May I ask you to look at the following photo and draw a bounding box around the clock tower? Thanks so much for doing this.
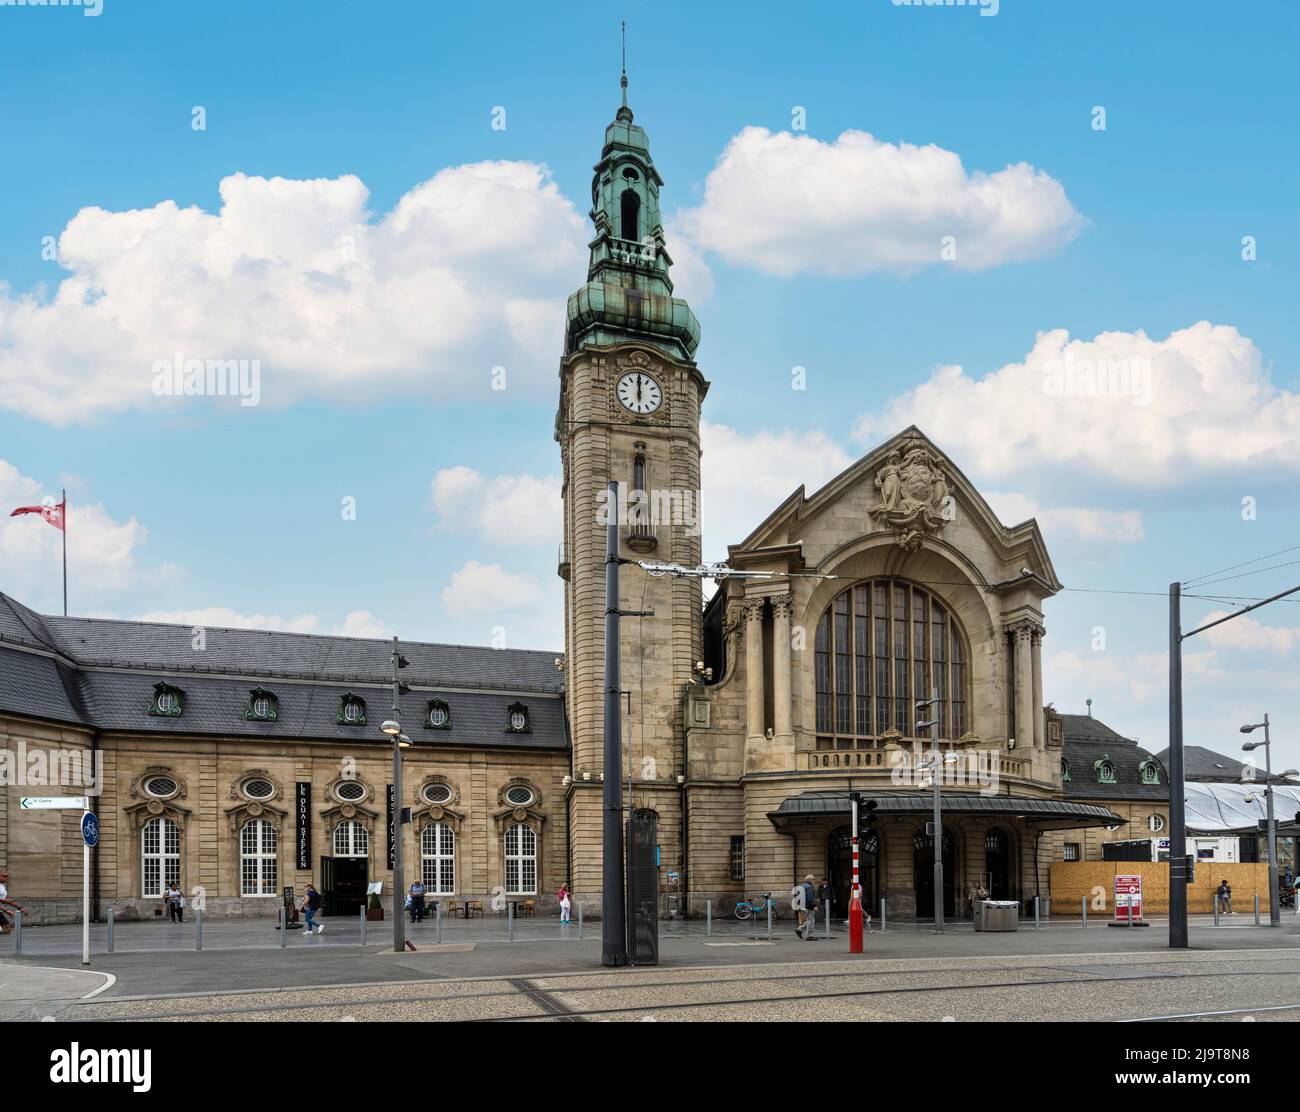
[555,68,707,906]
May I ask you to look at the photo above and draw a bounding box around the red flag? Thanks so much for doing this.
[9,499,65,532]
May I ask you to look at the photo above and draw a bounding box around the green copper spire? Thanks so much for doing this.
[564,34,700,362]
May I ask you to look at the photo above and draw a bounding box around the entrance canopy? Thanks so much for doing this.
[767,791,1124,832]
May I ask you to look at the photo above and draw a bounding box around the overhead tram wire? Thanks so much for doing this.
[1182,542,1300,589]
[1185,557,1300,590]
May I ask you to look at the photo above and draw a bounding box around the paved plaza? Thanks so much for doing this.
[3,912,1298,1022]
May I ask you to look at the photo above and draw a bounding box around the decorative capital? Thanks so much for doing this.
[770,592,794,620]
[741,597,766,623]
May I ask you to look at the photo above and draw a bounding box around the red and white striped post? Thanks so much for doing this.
[849,793,863,953]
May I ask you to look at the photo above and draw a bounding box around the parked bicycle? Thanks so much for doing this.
[734,892,777,920]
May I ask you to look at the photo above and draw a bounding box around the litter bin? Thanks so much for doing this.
[974,899,1019,932]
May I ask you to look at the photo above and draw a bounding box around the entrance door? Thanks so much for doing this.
[827,826,879,917]
[985,829,1012,900]
[913,830,955,919]
[322,855,368,916]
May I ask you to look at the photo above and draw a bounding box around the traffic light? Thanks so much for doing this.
[864,799,878,826]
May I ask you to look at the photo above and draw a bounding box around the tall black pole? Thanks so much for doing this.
[602,480,628,966]
[1168,581,1188,948]
[62,487,67,617]
[391,637,405,954]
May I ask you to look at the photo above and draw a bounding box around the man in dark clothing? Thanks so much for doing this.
[303,884,324,935]
[816,878,834,925]
[1216,880,1233,915]
[799,875,818,940]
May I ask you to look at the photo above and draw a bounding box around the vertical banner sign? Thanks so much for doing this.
[296,782,311,871]
[387,784,395,870]
[1115,874,1143,923]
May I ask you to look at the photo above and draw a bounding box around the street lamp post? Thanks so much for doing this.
[916,691,954,934]
[1242,715,1281,927]
[382,637,411,953]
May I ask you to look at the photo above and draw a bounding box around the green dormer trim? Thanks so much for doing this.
[1138,758,1161,785]
[1095,755,1117,784]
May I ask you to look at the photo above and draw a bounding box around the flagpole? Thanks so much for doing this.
[62,487,67,617]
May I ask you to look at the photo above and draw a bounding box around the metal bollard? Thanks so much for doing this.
[195,909,203,951]
[280,907,287,949]
[880,898,886,934]
[1081,897,1087,927]
[578,901,584,940]
[825,901,831,937]
[508,901,514,942]
[13,909,21,954]
[436,900,442,945]
[1255,893,1261,926]
[766,899,772,941]
[1034,896,1040,930]
[1213,896,1219,926]
[706,900,712,937]
[359,905,367,947]
[107,908,114,954]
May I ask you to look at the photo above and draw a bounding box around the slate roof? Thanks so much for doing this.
[1153,745,1285,784]
[1059,713,1168,802]
[0,591,566,750]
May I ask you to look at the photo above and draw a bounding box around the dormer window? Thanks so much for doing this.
[1095,756,1116,784]
[1061,759,1071,783]
[246,687,278,722]
[149,682,184,718]
[1139,760,1161,785]
[338,693,366,726]
[506,702,530,733]
[426,699,451,730]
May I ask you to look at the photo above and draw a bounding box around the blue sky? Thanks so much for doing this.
[1,0,1298,767]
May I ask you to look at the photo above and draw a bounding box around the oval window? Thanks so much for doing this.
[429,705,448,728]
[157,692,176,713]
[505,786,533,807]
[252,696,271,718]
[423,783,452,805]
[336,781,366,803]
[343,701,362,723]
[243,778,274,801]
[510,711,527,731]
[144,775,177,799]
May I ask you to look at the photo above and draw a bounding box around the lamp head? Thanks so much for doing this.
[381,719,402,736]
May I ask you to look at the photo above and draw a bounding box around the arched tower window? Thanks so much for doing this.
[814,580,970,744]
[620,189,640,241]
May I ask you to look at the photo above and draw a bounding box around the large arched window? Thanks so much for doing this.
[504,822,537,895]
[142,816,180,897]
[333,820,369,858]
[815,580,968,745]
[421,822,455,895]
[240,819,278,896]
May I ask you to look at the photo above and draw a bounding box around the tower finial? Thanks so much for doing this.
[620,21,628,106]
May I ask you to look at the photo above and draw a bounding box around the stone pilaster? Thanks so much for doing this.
[771,593,793,739]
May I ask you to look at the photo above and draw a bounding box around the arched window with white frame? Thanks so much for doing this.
[240,819,278,896]
[333,819,369,857]
[142,816,180,897]
[421,822,455,895]
[504,822,537,894]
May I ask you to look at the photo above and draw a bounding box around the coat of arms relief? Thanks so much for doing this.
[870,439,954,550]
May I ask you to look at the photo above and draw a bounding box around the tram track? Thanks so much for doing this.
[69,955,1300,1023]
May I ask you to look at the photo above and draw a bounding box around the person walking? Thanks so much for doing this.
[791,874,818,941]
[165,882,184,923]
[0,870,26,935]
[302,883,324,935]
[1217,879,1233,915]
[816,877,835,925]
[558,883,572,925]
[409,878,426,924]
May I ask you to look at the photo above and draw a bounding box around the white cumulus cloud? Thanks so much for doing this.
[853,321,1300,488]
[0,163,587,425]
[676,127,1083,276]
[0,460,155,603]
[430,466,561,546]
[440,560,544,615]
[984,491,1143,545]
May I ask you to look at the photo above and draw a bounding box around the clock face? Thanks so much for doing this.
[616,371,662,415]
